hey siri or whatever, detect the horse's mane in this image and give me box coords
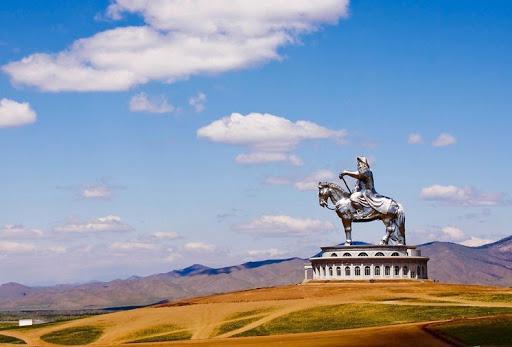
[319,181,347,193]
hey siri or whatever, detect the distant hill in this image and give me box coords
[1,236,511,311]
[419,235,512,287]
[0,258,305,310]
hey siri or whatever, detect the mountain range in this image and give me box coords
[1,236,511,310]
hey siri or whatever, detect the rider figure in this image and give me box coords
[340,156,390,218]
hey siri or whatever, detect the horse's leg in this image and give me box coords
[342,218,352,246]
[380,218,394,245]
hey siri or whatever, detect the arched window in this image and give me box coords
[329,266,333,277]
[411,271,416,278]
[422,266,426,278]
[375,266,381,276]
[385,266,390,276]
[345,266,351,276]
[343,252,352,257]
[375,252,385,256]
[391,252,400,256]
[417,266,421,277]
[336,267,342,276]
[358,252,368,256]
[394,266,400,276]
[403,266,408,276]
[355,266,361,276]
[322,266,326,277]
[364,266,371,276]
[330,253,338,257]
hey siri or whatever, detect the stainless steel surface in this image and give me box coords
[318,156,406,246]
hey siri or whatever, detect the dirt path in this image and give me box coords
[129,322,453,347]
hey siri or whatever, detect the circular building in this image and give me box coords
[304,245,428,281]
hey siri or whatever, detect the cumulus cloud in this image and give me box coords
[198,113,346,165]
[460,236,494,247]
[111,241,157,250]
[407,133,423,144]
[129,92,174,114]
[432,133,456,147]
[420,184,508,206]
[0,224,43,238]
[441,226,466,241]
[184,242,216,252]
[0,98,37,128]
[3,0,349,92]
[235,215,334,236]
[152,231,180,239]
[54,215,133,233]
[294,169,335,191]
[189,92,206,113]
[82,185,112,200]
[0,241,35,253]
[248,248,287,258]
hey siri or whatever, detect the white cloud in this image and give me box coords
[408,133,423,144]
[3,1,349,92]
[189,92,206,113]
[236,215,334,236]
[420,184,507,206]
[164,248,183,262]
[460,236,494,247]
[198,112,346,165]
[111,241,156,250]
[47,245,67,254]
[0,224,43,238]
[0,241,35,253]
[0,98,37,128]
[82,185,112,199]
[248,248,287,257]
[294,169,335,191]
[432,133,456,147]
[235,152,303,166]
[152,231,179,239]
[54,215,133,233]
[129,92,174,114]
[184,242,216,252]
[441,226,466,241]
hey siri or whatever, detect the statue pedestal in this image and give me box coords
[304,245,428,281]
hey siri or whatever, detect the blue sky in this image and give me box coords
[0,0,511,285]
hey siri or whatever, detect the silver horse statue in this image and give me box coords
[317,157,406,245]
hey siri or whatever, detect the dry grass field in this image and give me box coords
[1,281,512,346]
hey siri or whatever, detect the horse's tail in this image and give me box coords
[396,203,406,244]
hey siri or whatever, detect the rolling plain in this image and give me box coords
[1,281,511,346]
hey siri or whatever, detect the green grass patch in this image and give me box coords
[0,322,18,330]
[128,330,192,343]
[41,326,103,345]
[236,304,512,337]
[213,316,263,337]
[431,292,512,303]
[226,308,274,320]
[429,315,512,346]
[0,334,26,344]
[124,324,183,340]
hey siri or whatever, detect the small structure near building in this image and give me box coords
[18,319,33,327]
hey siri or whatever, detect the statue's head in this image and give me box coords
[357,156,370,171]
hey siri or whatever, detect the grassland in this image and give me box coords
[0,334,26,344]
[40,326,103,345]
[1,281,511,346]
[427,315,512,346]
[236,304,512,337]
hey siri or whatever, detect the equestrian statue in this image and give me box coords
[318,156,406,246]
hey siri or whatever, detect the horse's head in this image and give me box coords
[318,181,350,208]
[318,181,331,208]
